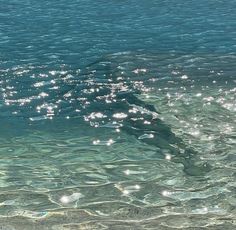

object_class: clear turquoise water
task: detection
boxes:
[0,1,236,229]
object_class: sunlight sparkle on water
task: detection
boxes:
[113,113,128,119]
[115,184,141,196]
[132,68,147,74]
[165,154,172,160]
[181,75,188,80]
[60,193,83,205]
[106,139,114,146]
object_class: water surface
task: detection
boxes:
[0,1,236,229]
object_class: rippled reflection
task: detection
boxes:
[0,52,235,228]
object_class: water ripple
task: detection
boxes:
[1,1,236,226]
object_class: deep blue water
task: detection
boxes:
[1,0,236,67]
[0,1,236,229]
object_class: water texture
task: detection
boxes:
[0,0,236,229]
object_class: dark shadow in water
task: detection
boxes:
[0,52,220,176]
[77,53,212,176]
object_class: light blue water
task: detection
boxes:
[0,1,236,229]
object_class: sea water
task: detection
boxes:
[0,0,236,229]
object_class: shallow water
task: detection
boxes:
[0,1,236,229]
